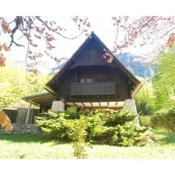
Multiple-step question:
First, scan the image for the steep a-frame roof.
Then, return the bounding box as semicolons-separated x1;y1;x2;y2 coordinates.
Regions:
46;31;141;97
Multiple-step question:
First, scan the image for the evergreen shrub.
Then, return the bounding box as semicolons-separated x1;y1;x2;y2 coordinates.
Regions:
35;109;150;146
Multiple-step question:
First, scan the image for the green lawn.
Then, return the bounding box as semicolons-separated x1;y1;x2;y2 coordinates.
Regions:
0;130;175;159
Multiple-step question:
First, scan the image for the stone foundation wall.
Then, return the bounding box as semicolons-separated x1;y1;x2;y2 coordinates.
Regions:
123;99;137;115
123;99;140;125
12;124;41;134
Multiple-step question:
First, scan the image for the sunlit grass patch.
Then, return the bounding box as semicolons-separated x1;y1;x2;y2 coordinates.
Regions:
0;130;175;159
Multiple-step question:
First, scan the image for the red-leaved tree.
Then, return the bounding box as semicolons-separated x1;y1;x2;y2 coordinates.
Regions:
0;16;91;72
1;16;175;70
109;16;175;62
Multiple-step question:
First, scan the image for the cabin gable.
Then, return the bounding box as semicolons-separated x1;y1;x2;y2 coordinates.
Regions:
45;32;141;103
70;39;113;68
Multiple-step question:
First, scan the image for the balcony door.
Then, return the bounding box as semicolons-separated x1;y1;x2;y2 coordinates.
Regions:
78;70;110;83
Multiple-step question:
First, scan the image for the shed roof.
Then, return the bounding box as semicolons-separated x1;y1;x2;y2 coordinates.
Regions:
22;92;57;106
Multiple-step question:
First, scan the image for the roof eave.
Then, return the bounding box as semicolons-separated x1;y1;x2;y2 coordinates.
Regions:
131;81;143;97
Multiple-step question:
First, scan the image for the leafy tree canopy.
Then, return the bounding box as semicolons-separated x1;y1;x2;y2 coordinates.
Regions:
0;61;50;108
153;48;175;109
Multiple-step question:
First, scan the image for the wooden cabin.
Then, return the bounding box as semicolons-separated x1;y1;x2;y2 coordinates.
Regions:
23;32;141;111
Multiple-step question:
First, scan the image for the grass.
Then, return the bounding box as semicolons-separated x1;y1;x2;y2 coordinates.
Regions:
0;130;175;159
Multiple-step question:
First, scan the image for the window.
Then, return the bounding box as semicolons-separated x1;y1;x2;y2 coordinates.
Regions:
79;71;110;83
80;76;95;83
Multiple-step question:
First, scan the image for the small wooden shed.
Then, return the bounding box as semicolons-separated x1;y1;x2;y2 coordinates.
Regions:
23;32;141;110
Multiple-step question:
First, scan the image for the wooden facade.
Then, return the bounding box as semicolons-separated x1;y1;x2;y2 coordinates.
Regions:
23;32;141;109
46;32;141;103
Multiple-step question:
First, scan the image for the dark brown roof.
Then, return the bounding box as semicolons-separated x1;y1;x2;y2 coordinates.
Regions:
46;31;141;96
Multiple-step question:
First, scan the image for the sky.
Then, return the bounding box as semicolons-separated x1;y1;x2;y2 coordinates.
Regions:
4;15;173;74
3;16;118;73
2;16;159;73
1;0;175;74
5;16;116;57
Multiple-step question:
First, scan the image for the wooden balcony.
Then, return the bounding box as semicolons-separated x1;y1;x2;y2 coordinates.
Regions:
70;82;116;96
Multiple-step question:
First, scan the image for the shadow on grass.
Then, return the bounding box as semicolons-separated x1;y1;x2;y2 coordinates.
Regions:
159;132;175;145
154;130;175;145
0;132;67;145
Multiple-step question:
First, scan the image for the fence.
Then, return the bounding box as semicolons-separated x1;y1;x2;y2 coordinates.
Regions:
4;108;39;124
3;109;17;123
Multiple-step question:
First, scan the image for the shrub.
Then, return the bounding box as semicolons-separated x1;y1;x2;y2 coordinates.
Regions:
66;106;78;119
105;110;136;126
35;111;76;140
139;116;152;127
35;109;150;147
84;110;149;146
72;115;88;159
135;79;155;115
136;100;155;115
151;108;175;131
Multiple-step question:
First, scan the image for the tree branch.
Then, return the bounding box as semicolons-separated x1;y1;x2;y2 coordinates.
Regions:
161;26;175;38
8;16;25;48
36;16;84;40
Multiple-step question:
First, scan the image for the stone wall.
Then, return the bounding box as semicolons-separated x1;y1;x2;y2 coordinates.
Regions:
123;99;140;125
123;99;137;115
12;124;41;134
51;100;65;112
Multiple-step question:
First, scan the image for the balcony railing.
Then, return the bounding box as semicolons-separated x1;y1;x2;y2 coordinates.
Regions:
70;82;116;96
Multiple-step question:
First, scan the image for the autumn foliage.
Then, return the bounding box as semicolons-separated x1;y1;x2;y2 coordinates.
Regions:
0;19;11;33
112;16;175;55
0;111;13;132
0;52;7;67
167;33;175;48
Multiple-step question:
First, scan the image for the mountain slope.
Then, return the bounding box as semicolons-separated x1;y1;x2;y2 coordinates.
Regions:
117;53;155;78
